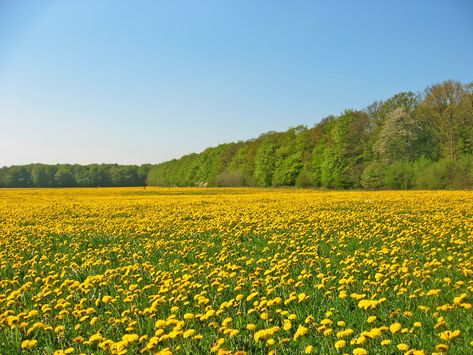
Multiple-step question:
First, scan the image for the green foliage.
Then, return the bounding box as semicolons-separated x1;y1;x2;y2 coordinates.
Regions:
295;166;315;187
383;161;415;189
272;126;306;186
54;166;76;187
421;80;473;161
373;107;418;162
0;164;147;188
0;166;31;187
361;161;386;189
254;140;276;187
2;80;473;190
316;110;370;188
215;171;244;187
31;165;50;187
416;157;473;189
228;143;258;186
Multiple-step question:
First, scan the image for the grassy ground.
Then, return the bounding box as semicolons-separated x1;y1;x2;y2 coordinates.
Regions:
0;188;471;354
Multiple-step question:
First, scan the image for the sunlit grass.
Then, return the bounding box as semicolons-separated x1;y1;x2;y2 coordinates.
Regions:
0;188;472;354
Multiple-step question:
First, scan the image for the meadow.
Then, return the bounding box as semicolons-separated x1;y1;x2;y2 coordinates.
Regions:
0;188;471;355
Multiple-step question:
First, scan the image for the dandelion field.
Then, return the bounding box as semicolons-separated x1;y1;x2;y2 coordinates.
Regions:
0;188;472;355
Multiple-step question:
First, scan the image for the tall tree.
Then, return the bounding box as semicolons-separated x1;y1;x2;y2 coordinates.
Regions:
54;166;76;187
254;137;277;187
373;107;417;163
31;165;49;187
422;80;469;161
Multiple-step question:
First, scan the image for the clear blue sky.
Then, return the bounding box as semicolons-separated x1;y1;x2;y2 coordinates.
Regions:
1;0;472;166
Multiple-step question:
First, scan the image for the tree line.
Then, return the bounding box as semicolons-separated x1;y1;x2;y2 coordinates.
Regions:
1;80;472;189
147;80;473;189
0;164;150;188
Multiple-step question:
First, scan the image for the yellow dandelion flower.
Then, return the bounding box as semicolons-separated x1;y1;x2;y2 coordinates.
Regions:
21;339;38;349
304;345;314;353
439;329;460;341
397;343;409;351
390;322;402;334
353;348;368;355
335;340;346;349
435;344;448;352
294;325;308;341
246;323;256;331
101;295;113;303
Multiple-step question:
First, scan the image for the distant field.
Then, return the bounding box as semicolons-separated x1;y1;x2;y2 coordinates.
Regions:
0;188;472;354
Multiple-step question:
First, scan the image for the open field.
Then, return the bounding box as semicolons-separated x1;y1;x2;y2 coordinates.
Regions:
0;188;472;354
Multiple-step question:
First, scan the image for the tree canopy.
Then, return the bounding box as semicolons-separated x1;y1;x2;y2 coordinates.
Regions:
2;80;472;189
146;80;473;189
0;164;150;188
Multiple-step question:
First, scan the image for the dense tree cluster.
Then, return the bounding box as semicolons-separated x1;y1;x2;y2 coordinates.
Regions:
147;80;473;189
2;80;472;189
0;164;150;188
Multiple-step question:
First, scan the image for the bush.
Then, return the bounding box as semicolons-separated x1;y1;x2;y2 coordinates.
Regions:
416;159;454;189
383;161;415;189
295;168;315;187
411;158;433;189
413;157;472;189
361;161;386;189
216;172;244;187
447;156;473;188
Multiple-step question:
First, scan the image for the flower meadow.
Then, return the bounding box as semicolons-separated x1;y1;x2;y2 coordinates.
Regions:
0;188;472;355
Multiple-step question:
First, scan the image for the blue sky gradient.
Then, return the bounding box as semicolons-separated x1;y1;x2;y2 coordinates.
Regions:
1;0;472;165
